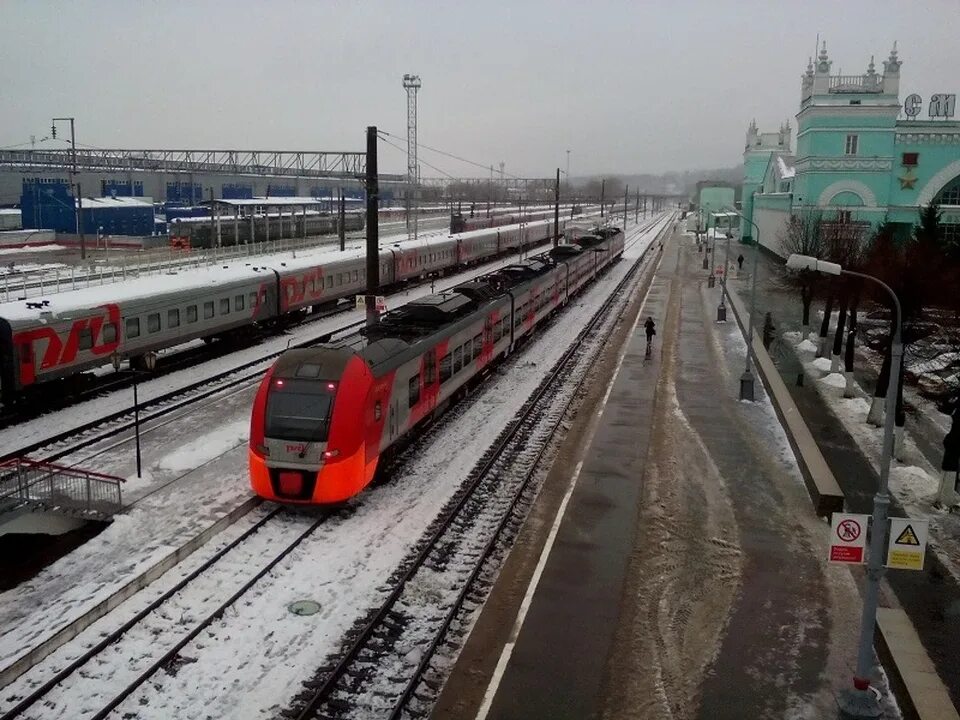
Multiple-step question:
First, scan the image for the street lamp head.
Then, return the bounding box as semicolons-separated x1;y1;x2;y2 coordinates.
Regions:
785;253;842;275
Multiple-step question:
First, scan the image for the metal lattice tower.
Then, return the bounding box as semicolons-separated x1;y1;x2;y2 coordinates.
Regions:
402;74;421;240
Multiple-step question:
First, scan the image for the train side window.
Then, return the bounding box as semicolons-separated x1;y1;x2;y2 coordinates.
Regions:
439;353;451;383
473;334;482;360
220;298;230;315
20;343;33;364
126;317;140;338
78;328;93;350
187;305;198;323
337;273;343;286
204;301;214;319
168;309;180;328
353;270;359;282
408;374;420;408
249;292;258;308
147;313;161;333
453;346;462;373
102;322;117;343
424;350;437;384
493;320;502;342
235;294;245;311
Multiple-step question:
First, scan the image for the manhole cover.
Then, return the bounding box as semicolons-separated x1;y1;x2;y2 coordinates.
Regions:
288;600;321;616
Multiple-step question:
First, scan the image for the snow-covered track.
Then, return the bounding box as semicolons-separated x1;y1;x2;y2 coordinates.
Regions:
285;216;672;720
0;505;346;720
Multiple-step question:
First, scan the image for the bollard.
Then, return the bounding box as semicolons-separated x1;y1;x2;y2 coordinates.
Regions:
717;304;726;322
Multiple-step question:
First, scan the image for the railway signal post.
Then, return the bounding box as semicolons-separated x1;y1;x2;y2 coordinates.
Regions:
111;350;158;478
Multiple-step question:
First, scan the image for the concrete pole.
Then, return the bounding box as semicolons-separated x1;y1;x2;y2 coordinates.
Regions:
623;185;628;229
365;126;379;327
554;168;560;248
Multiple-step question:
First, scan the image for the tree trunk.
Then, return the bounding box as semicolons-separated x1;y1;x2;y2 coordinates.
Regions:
868;344;891;426
843;299;859;398
831;283;850;372
817;292;834;358
801;284;813;332
937;404;960;507
894;361;907;460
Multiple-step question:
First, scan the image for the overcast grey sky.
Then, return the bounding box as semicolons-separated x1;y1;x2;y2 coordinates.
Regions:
1;0;957;178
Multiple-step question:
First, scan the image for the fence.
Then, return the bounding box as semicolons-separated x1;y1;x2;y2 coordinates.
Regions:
0;457;124;520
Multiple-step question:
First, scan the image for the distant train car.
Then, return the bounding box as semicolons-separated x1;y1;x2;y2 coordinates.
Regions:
170;211;365;249
248;227;625;504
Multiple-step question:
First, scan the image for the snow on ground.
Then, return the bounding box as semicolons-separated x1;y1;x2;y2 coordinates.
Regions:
710;287;900;719
0;215;669;704
0;245;67;256
787;334;960;583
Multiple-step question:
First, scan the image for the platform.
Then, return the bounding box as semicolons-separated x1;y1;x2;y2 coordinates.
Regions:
432;227;908;719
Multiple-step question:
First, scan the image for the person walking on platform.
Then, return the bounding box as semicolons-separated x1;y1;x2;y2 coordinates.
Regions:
737;253;745;270
644;316;656;353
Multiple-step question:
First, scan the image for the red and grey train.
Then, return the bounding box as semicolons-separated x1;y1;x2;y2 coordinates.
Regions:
0;219;569;405
248;227;625;504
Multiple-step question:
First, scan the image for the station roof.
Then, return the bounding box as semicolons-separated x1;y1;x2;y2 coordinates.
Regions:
207;196;329;208
76;197;154;209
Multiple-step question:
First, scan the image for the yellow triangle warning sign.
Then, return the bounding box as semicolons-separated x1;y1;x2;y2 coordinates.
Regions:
895;524;921;546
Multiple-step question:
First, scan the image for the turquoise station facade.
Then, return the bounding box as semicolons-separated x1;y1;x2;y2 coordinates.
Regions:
743;43;960;254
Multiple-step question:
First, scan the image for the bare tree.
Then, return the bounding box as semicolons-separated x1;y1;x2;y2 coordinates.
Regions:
779;210;826;332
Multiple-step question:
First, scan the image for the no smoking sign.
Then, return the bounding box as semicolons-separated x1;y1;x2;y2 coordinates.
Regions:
829;513;871;564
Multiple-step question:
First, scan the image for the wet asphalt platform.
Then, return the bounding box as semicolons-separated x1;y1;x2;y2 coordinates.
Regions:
433;229;905;719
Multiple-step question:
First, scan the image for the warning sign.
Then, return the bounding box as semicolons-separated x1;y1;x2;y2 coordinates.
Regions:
828;513;870;564
356;295;388;313
886;517;929;571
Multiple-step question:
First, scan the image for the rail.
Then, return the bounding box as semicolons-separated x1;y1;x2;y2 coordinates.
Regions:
0;457;124;519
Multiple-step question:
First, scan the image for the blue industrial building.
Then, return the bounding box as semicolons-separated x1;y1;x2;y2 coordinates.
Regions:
20;178;154;235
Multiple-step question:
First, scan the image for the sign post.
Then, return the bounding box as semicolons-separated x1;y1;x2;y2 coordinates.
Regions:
828;512;870;564
886;518;929;571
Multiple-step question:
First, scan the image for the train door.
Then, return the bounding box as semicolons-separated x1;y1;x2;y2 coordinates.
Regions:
389;399;398;440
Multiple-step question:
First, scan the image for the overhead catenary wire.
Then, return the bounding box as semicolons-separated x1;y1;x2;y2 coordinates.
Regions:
377;132;458;181
378;129;524;180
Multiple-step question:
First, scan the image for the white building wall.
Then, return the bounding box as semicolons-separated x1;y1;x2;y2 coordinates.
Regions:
754;204;792;258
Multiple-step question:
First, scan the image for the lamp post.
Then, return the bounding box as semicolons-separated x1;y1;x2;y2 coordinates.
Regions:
723;206;760;401
709;212;728;321
786;254;902;718
112;350;158;478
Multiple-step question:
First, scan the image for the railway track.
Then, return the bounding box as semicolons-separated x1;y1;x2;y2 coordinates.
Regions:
283;215;672;719
0;505;349;720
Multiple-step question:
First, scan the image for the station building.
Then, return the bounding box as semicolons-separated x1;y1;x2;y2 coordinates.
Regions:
743;43;960;254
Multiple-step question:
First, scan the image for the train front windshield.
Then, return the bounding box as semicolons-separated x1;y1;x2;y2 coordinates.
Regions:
264;379;335;442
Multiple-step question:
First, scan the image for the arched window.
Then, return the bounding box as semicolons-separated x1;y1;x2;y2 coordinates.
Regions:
934;176;960;206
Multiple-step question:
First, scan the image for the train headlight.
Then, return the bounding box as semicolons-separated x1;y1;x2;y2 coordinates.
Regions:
324;449;340;459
